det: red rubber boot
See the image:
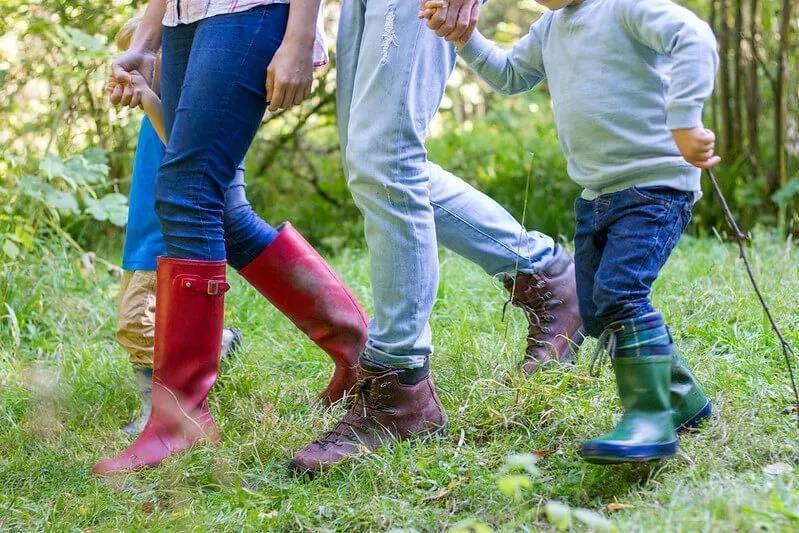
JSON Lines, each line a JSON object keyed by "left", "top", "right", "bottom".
{"left": 93, "top": 257, "right": 230, "bottom": 476}
{"left": 239, "top": 223, "right": 368, "bottom": 405}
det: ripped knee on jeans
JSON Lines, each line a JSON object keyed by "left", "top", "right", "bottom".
{"left": 380, "top": 0, "right": 398, "bottom": 65}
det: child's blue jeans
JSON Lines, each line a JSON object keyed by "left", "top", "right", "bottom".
{"left": 574, "top": 186, "right": 694, "bottom": 338}
{"left": 157, "top": 5, "right": 288, "bottom": 268}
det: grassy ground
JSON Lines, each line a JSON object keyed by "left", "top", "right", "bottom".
{"left": 1, "top": 233, "right": 799, "bottom": 531}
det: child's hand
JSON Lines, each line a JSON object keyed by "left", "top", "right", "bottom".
{"left": 107, "top": 70, "right": 153, "bottom": 110}
{"left": 672, "top": 127, "right": 721, "bottom": 169}
{"left": 418, "top": 0, "right": 445, "bottom": 21}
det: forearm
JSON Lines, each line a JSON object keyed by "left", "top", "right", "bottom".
{"left": 283, "top": 0, "right": 321, "bottom": 48}
{"left": 458, "top": 32, "right": 545, "bottom": 95}
{"left": 131, "top": 0, "right": 167, "bottom": 52}
{"left": 141, "top": 92, "right": 167, "bottom": 143}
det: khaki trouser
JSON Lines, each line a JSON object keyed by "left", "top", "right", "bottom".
{"left": 116, "top": 270, "right": 156, "bottom": 368}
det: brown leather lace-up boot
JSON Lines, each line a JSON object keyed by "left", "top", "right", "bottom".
{"left": 290, "top": 363, "right": 446, "bottom": 474}
{"left": 504, "top": 246, "right": 584, "bottom": 374}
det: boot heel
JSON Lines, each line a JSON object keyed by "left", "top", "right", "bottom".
{"left": 677, "top": 401, "right": 712, "bottom": 432}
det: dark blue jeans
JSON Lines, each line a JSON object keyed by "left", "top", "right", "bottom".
{"left": 224, "top": 164, "right": 278, "bottom": 270}
{"left": 157, "top": 5, "right": 288, "bottom": 268}
{"left": 574, "top": 186, "right": 694, "bottom": 338}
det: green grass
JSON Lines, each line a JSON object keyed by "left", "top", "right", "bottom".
{"left": 2, "top": 234, "right": 799, "bottom": 531}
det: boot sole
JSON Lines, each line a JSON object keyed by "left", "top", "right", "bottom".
{"left": 580, "top": 439, "right": 678, "bottom": 464}
{"left": 676, "top": 401, "right": 713, "bottom": 433}
{"left": 289, "top": 421, "right": 448, "bottom": 477}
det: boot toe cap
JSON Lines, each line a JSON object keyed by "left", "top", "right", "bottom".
{"left": 290, "top": 441, "right": 364, "bottom": 474}
{"left": 92, "top": 454, "right": 145, "bottom": 477}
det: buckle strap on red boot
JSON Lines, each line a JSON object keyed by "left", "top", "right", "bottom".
{"left": 175, "top": 275, "right": 231, "bottom": 296}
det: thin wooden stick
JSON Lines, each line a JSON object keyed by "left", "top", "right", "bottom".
{"left": 706, "top": 169, "right": 799, "bottom": 426}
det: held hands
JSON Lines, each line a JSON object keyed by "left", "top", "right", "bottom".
{"left": 418, "top": 0, "right": 480, "bottom": 47}
{"left": 672, "top": 127, "right": 721, "bottom": 169}
{"left": 266, "top": 40, "right": 314, "bottom": 113}
{"left": 107, "top": 49, "right": 158, "bottom": 107}
{"left": 106, "top": 70, "right": 155, "bottom": 110}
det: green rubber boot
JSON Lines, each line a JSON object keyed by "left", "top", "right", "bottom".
{"left": 581, "top": 313, "right": 678, "bottom": 464}
{"left": 670, "top": 345, "right": 712, "bottom": 431}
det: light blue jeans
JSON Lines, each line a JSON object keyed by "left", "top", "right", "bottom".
{"left": 337, "top": 0, "right": 555, "bottom": 368}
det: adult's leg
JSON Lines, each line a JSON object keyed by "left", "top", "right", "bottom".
{"left": 94, "top": 7, "right": 289, "bottom": 476}
{"left": 224, "top": 166, "right": 367, "bottom": 405}
{"left": 338, "top": 26, "right": 579, "bottom": 373}
{"left": 337, "top": 25, "right": 553, "bottom": 277}
{"left": 338, "top": 0, "right": 453, "bottom": 370}
{"left": 431, "top": 164, "right": 583, "bottom": 372}
{"left": 155, "top": 6, "right": 289, "bottom": 261}
{"left": 428, "top": 163, "right": 553, "bottom": 274}
{"left": 291, "top": 0, "right": 451, "bottom": 473}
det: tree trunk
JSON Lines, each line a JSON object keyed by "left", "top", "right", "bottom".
{"left": 717, "top": 0, "right": 734, "bottom": 155}
{"left": 732, "top": 0, "right": 744, "bottom": 157}
{"left": 709, "top": 0, "right": 720, "bottom": 135}
{"left": 745, "top": 0, "right": 760, "bottom": 165}
{"left": 774, "top": 0, "right": 792, "bottom": 204}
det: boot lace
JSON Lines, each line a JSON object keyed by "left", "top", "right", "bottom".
{"left": 503, "top": 274, "right": 560, "bottom": 348}
{"left": 317, "top": 372, "right": 396, "bottom": 446}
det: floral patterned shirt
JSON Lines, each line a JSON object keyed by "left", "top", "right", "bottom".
{"left": 162, "top": 0, "right": 328, "bottom": 67}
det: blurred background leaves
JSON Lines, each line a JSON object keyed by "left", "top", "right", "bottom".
{"left": 0, "top": 0, "right": 796, "bottom": 264}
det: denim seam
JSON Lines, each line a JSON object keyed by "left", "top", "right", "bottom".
{"left": 430, "top": 200, "right": 537, "bottom": 274}
{"left": 388, "top": 11, "right": 427, "bottom": 338}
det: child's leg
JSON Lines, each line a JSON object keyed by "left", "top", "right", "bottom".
{"left": 573, "top": 197, "right": 607, "bottom": 340}
{"left": 116, "top": 270, "right": 156, "bottom": 369}
{"left": 592, "top": 187, "right": 712, "bottom": 430}
{"left": 578, "top": 187, "right": 709, "bottom": 463}
{"left": 116, "top": 270, "right": 156, "bottom": 435}
{"left": 591, "top": 187, "right": 692, "bottom": 329}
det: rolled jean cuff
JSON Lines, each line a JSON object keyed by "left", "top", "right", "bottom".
{"left": 360, "top": 350, "right": 428, "bottom": 370}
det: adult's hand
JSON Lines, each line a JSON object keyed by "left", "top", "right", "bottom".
{"left": 265, "top": 40, "right": 314, "bottom": 112}
{"left": 424, "top": 0, "right": 481, "bottom": 44}
{"left": 108, "top": 48, "right": 158, "bottom": 107}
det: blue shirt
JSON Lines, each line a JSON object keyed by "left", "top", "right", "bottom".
{"left": 122, "top": 116, "right": 166, "bottom": 271}
{"left": 459, "top": 0, "right": 719, "bottom": 199}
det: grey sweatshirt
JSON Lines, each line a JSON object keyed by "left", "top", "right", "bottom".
{"left": 459, "top": 0, "right": 719, "bottom": 199}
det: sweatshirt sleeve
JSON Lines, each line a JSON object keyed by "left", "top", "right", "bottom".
{"left": 617, "top": 0, "right": 719, "bottom": 130}
{"left": 457, "top": 22, "right": 547, "bottom": 96}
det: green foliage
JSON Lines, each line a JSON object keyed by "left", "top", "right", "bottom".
{"left": 3, "top": 148, "right": 126, "bottom": 260}
{"left": 430, "top": 91, "right": 580, "bottom": 239}
{"left": 772, "top": 178, "right": 799, "bottom": 206}
{"left": 1, "top": 0, "right": 796, "bottom": 261}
